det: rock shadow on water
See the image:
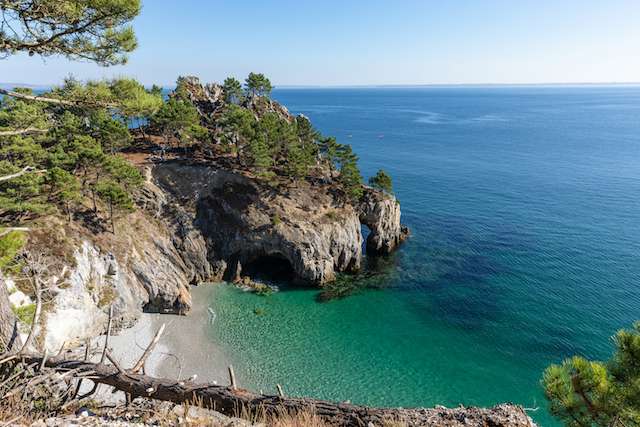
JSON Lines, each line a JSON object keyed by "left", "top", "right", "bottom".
{"left": 315, "top": 252, "right": 401, "bottom": 302}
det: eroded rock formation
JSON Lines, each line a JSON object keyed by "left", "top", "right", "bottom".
{"left": 360, "top": 187, "right": 409, "bottom": 254}
{"left": 152, "top": 161, "right": 363, "bottom": 286}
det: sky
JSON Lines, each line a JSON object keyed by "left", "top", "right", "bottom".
{"left": 1, "top": 0, "right": 640, "bottom": 87}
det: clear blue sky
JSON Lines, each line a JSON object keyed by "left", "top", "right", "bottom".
{"left": 2, "top": 0, "right": 640, "bottom": 86}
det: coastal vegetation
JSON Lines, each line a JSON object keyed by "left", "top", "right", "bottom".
{"left": 542, "top": 322, "right": 640, "bottom": 427}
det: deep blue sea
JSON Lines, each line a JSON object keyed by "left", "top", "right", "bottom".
{"left": 205, "top": 86, "right": 640, "bottom": 426}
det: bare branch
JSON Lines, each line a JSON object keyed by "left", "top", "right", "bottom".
{"left": 132, "top": 323, "right": 165, "bottom": 373}
{"left": 19, "top": 275, "right": 41, "bottom": 353}
{"left": 0, "top": 127, "right": 49, "bottom": 136}
{"left": 0, "top": 166, "right": 45, "bottom": 183}
{"left": 99, "top": 305, "right": 113, "bottom": 364}
{"left": 0, "top": 88, "right": 116, "bottom": 108}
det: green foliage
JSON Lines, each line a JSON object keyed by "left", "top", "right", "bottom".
{"left": 110, "top": 78, "right": 163, "bottom": 125}
{"left": 148, "top": 84, "right": 164, "bottom": 98}
{"left": 542, "top": 322, "right": 640, "bottom": 426}
{"left": 0, "top": 0, "right": 141, "bottom": 66}
{"left": 271, "top": 213, "right": 281, "bottom": 226}
{"left": 45, "top": 167, "right": 81, "bottom": 205}
{"left": 102, "top": 155, "right": 143, "bottom": 189}
{"left": 152, "top": 97, "right": 206, "bottom": 146}
{"left": 248, "top": 134, "right": 274, "bottom": 173}
{"left": 13, "top": 303, "right": 36, "bottom": 326}
{"left": 49, "top": 76, "right": 116, "bottom": 106}
{"left": 0, "top": 90, "right": 49, "bottom": 131}
{"left": 219, "top": 104, "right": 256, "bottom": 155}
{"left": 95, "top": 180, "right": 134, "bottom": 211}
{"left": 223, "top": 77, "right": 244, "bottom": 104}
{"left": 319, "top": 136, "right": 340, "bottom": 168}
{"left": 245, "top": 72, "right": 273, "bottom": 97}
{"left": 337, "top": 145, "right": 363, "bottom": 200}
{"left": 0, "top": 160, "right": 48, "bottom": 218}
{"left": 0, "top": 230, "right": 26, "bottom": 270}
{"left": 95, "top": 179, "right": 134, "bottom": 233}
{"left": 369, "top": 169, "right": 393, "bottom": 193}
{"left": 285, "top": 116, "right": 318, "bottom": 178}
{"left": 89, "top": 110, "right": 132, "bottom": 153}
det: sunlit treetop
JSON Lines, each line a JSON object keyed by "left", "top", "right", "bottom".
{"left": 0, "top": 0, "right": 141, "bottom": 66}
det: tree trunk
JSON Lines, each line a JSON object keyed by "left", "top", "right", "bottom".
{"left": 7, "top": 354, "right": 532, "bottom": 427}
{"left": 91, "top": 189, "right": 97, "bottom": 213}
{"left": 0, "top": 274, "right": 21, "bottom": 352}
{"left": 138, "top": 123, "right": 147, "bottom": 143}
{"left": 109, "top": 201, "right": 114, "bottom": 234}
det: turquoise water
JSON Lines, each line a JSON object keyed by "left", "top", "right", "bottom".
{"left": 206, "top": 86, "right": 640, "bottom": 426}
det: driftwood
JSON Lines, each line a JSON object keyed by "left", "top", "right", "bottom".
{"left": 5, "top": 353, "right": 531, "bottom": 427}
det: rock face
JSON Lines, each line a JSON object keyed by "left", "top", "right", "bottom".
{"left": 9, "top": 196, "right": 199, "bottom": 351}
{"left": 360, "top": 187, "right": 409, "bottom": 254}
{"left": 152, "top": 161, "right": 363, "bottom": 285}
{"left": 6, "top": 156, "right": 409, "bottom": 352}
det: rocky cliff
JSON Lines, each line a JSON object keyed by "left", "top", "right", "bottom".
{"left": 4, "top": 156, "right": 406, "bottom": 352}
{"left": 151, "top": 160, "right": 407, "bottom": 286}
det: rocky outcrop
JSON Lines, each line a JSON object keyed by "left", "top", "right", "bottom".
{"left": 152, "top": 161, "right": 363, "bottom": 286}
{"left": 360, "top": 187, "right": 409, "bottom": 254}
{"left": 180, "top": 76, "right": 295, "bottom": 124}
{"left": 6, "top": 201, "right": 200, "bottom": 352}
{"left": 176, "top": 76, "right": 225, "bottom": 125}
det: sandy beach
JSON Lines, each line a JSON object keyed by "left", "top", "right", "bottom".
{"left": 93, "top": 285, "right": 232, "bottom": 401}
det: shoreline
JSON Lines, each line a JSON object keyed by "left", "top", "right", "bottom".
{"left": 100, "top": 285, "right": 231, "bottom": 396}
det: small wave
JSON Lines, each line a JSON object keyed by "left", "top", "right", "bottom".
{"left": 469, "top": 114, "right": 509, "bottom": 122}
{"left": 207, "top": 307, "right": 216, "bottom": 325}
{"left": 414, "top": 112, "right": 445, "bottom": 124}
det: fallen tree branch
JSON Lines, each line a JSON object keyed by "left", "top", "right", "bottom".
{"left": 0, "top": 127, "right": 49, "bottom": 137}
{"left": 6, "top": 353, "right": 532, "bottom": 427}
{"left": 132, "top": 323, "right": 165, "bottom": 373}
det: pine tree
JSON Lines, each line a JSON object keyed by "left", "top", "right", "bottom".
{"left": 223, "top": 77, "right": 244, "bottom": 104}
{"left": 95, "top": 180, "right": 134, "bottom": 234}
{"left": 245, "top": 73, "right": 273, "bottom": 98}
{"left": 542, "top": 322, "right": 640, "bottom": 426}
{"left": 110, "top": 78, "right": 163, "bottom": 138}
{"left": 337, "top": 145, "right": 363, "bottom": 200}
{"left": 219, "top": 105, "right": 256, "bottom": 158}
{"left": 0, "top": 0, "right": 141, "bottom": 66}
{"left": 151, "top": 97, "right": 206, "bottom": 151}
{"left": 369, "top": 169, "right": 393, "bottom": 193}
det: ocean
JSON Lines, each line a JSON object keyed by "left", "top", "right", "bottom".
{"left": 204, "top": 86, "right": 640, "bottom": 426}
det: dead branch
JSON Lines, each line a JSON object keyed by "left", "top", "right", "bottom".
{"left": 99, "top": 305, "right": 113, "bottom": 364}
{"left": 132, "top": 323, "right": 165, "bottom": 374}
{"left": 0, "top": 127, "right": 49, "bottom": 137}
{"left": 0, "top": 166, "right": 45, "bottom": 183}
{"left": 19, "top": 277, "right": 41, "bottom": 353}
{"left": 0, "top": 88, "right": 116, "bottom": 108}
{"left": 3, "top": 353, "right": 532, "bottom": 427}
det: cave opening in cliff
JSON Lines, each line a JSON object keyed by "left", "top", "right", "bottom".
{"left": 243, "top": 253, "right": 295, "bottom": 284}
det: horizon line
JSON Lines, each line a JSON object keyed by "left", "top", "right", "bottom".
{"left": 2, "top": 81, "right": 640, "bottom": 90}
